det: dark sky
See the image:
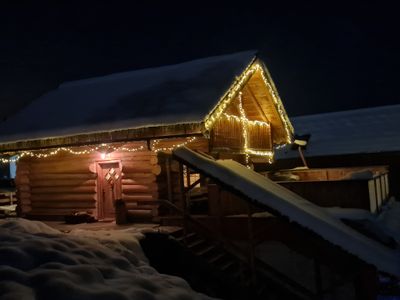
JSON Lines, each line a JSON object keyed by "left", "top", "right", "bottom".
{"left": 1, "top": 1, "right": 399, "bottom": 120}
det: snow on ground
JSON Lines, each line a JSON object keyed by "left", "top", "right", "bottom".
{"left": 376, "top": 198, "right": 400, "bottom": 244}
{"left": 0, "top": 218, "right": 215, "bottom": 300}
{"left": 323, "top": 198, "right": 400, "bottom": 246}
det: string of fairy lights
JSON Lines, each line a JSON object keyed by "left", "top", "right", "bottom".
{"left": 151, "top": 136, "right": 197, "bottom": 153}
{"left": 0, "top": 137, "right": 199, "bottom": 164}
{"left": 236, "top": 92, "right": 274, "bottom": 166}
{"left": 204, "top": 60, "right": 293, "bottom": 145}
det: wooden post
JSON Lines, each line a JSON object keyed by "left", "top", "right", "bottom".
{"left": 178, "top": 162, "right": 188, "bottom": 239}
{"left": 186, "top": 166, "right": 191, "bottom": 189}
{"left": 298, "top": 147, "right": 308, "bottom": 168}
{"left": 166, "top": 156, "right": 173, "bottom": 202}
{"left": 247, "top": 203, "right": 256, "bottom": 284}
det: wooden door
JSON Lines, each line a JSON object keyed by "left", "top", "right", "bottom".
{"left": 97, "top": 161, "right": 122, "bottom": 220}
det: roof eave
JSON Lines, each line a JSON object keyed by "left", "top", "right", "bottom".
{"left": 0, "top": 122, "right": 204, "bottom": 153}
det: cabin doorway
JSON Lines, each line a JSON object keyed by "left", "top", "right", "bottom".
{"left": 96, "top": 161, "right": 122, "bottom": 220}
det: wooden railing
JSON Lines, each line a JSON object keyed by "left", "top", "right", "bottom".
{"left": 0, "top": 191, "right": 16, "bottom": 206}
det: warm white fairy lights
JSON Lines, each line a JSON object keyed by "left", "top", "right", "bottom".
{"left": 236, "top": 92, "right": 274, "bottom": 165}
{"left": 0, "top": 136, "right": 200, "bottom": 164}
{"left": 204, "top": 60, "right": 293, "bottom": 145}
{"left": 0, "top": 144, "right": 145, "bottom": 164}
{"left": 222, "top": 113, "right": 270, "bottom": 127}
{"left": 151, "top": 136, "right": 197, "bottom": 153}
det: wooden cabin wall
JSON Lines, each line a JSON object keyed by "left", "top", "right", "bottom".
{"left": 14, "top": 139, "right": 211, "bottom": 220}
{"left": 117, "top": 146, "right": 159, "bottom": 219}
{"left": 16, "top": 153, "right": 97, "bottom": 218}
{"left": 15, "top": 159, "right": 31, "bottom": 215}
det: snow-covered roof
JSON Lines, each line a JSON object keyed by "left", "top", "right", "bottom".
{"left": 0, "top": 51, "right": 256, "bottom": 145}
{"left": 276, "top": 104, "right": 400, "bottom": 159}
{"left": 174, "top": 146, "right": 400, "bottom": 276}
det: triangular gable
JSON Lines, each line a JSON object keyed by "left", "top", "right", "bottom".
{"left": 204, "top": 58, "right": 293, "bottom": 145}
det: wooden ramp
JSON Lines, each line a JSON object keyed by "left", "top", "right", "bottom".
{"left": 173, "top": 147, "right": 400, "bottom": 278}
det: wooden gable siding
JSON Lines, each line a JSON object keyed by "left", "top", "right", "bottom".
{"left": 210, "top": 92, "right": 272, "bottom": 153}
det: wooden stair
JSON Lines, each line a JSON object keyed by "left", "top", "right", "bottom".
{"left": 168, "top": 228, "right": 315, "bottom": 300}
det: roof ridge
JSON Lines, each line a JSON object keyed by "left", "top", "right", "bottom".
{"left": 60, "top": 50, "right": 258, "bottom": 89}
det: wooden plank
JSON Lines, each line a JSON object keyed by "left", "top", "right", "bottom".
{"left": 375, "top": 178, "right": 382, "bottom": 208}
{"left": 244, "top": 85, "right": 269, "bottom": 122}
{"left": 368, "top": 180, "right": 377, "bottom": 213}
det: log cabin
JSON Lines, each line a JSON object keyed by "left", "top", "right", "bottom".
{"left": 0, "top": 51, "right": 294, "bottom": 220}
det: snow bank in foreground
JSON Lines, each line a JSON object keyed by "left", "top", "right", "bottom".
{"left": 0, "top": 218, "right": 215, "bottom": 300}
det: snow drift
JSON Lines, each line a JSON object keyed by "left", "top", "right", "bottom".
{"left": 0, "top": 218, "right": 215, "bottom": 300}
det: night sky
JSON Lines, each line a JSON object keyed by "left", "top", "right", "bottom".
{"left": 1, "top": 1, "right": 399, "bottom": 120}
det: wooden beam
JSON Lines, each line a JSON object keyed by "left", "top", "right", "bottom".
{"left": 0, "top": 123, "right": 204, "bottom": 152}
{"left": 244, "top": 85, "right": 269, "bottom": 122}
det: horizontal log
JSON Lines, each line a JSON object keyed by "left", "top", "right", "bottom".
{"left": 122, "top": 184, "right": 157, "bottom": 194}
{"left": 121, "top": 174, "right": 156, "bottom": 184}
{"left": 28, "top": 209, "right": 96, "bottom": 215}
{"left": 30, "top": 161, "right": 95, "bottom": 174}
{"left": 26, "top": 154, "right": 95, "bottom": 164}
{"left": 17, "top": 198, "right": 31, "bottom": 204}
{"left": 17, "top": 192, "right": 31, "bottom": 199}
{"left": 18, "top": 186, "right": 30, "bottom": 192}
{"left": 16, "top": 169, "right": 30, "bottom": 175}
{"left": 15, "top": 175, "right": 29, "bottom": 185}
{"left": 122, "top": 194, "right": 154, "bottom": 202}
{"left": 126, "top": 203, "right": 157, "bottom": 210}
{"left": 31, "top": 194, "right": 96, "bottom": 202}
{"left": 31, "top": 186, "right": 96, "bottom": 194}
{"left": 30, "top": 179, "right": 96, "bottom": 187}
{"left": 29, "top": 173, "right": 97, "bottom": 180}
{"left": 31, "top": 201, "right": 96, "bottom": 209}
{"left": 118, "top": 153, "right": 156, "bottom": 161}
{"left": 127, "top": 210, "right": 153, "bottom": 218}
{"left": 122, "top": 164, "right": 161, "bottom": 175}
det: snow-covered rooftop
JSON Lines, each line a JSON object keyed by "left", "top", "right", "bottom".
{"left": 174, "top": 147, "right": 400, "bottom": 277}
{"left": 276, "top": 104, "right": 400, "bottom": 159}
{"left": 0, "top": 51, "right": 256, "bottom": 144}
